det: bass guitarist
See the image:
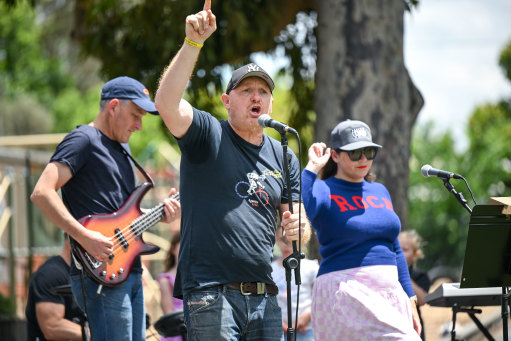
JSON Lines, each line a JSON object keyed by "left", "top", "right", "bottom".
{"left": 31, "top": 76, "right": 181, "bottom": 341}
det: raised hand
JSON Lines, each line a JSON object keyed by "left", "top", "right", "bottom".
{"left": 305, "top": 142, "right": 331, "bottom": 173}
{"left": 185, "top": 0, "right": 217, "bottom": 44}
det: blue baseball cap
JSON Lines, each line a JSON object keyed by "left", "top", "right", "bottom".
{"left": 101, "top": 76, "right": 158, "bottom": 115}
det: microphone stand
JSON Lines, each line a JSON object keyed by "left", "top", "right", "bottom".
{"left": 279, "top": 131, "right": 305, "bottom": 341}
{"left": 442, "top": 178, "right": 472, "bottom": 214}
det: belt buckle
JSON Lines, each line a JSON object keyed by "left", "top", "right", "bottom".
{"left": 257, "top": 282, "right": 266, "bottom": 295}
{"left": 240, "top": 282, "right": 252, "bottom": 296}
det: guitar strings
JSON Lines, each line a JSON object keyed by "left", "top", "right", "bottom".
{"left": 108, "top": 192, "right": 180, "bottom": 257}
{"left": 109, "top": 192, "right": 180, "bottom": 255}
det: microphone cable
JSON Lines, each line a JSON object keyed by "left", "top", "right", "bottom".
{"left": 459, "top": 174, "right": 477, "bottom": 206}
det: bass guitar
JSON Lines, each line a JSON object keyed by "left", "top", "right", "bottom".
{"left": 71, "top": 182, "right": 179, "bottom": 286}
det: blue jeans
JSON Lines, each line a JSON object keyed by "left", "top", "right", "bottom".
{"left": 71, "top": 272, "right": 145, "bottom": 341}
{"left": 183, "top": 285, "right": 283, "bottom": 340}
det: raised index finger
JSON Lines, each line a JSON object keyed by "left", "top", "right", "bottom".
{"left": 203, "top": 0, "right": 211, "bottom": 11}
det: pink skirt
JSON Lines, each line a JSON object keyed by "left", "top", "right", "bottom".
{"left": 312, "top": 265, "right": 421, "bottom": 340}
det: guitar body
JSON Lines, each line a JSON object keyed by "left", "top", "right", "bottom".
{"left": 71, "top": 182, "right": 160, "bottom": 287}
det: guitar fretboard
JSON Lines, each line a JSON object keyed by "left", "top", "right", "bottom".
{"left": 131, "top": 193, "right": 180, "bottom": 236}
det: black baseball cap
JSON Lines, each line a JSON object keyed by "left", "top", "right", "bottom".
{"left": 226, "top": 63, "right": 275, "bottom": 94}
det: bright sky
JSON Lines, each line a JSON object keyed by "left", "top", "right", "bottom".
{"left": 405, "top": 0, "right": 511, "bottom": 150}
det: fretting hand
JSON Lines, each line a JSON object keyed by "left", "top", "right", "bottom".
{"left": 161, "top": 188, "right": 181, "bottom": 224}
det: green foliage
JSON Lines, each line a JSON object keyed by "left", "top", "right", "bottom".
{"left": 0, "top": 0, "right": 81, "bottom": 137}
{"left": 2, "top": 0, "right": 319, "bottom": 157}
{"left": 466, "top": 100, "right": 511, "bottom": 200}
{"left": 0, "top": 1, "right": 170, "bottom": 156}
{"left": 408, "top": 123, "right": 470, "bottom": 272}
{"left": 262, "top": 81, "right": 314, "bottom": 161}
{"left": 71, "top": 0, "right": 316, "bottom": 136}
{"left": 129, "top": 114, "right": 175, "bottom": 158}
{"left": 499, "top": 39, "right": 511, "bottom": 83}
{"left": 0, "top": 293, "right": 15, "bottom": 317}
{"left": 50, "top": 85, "right": 102, "bottom": 133}
{"left": 275, "top": 12, "right": 317, "bottom": 165}
{"left": 0, "top": 0, "right": 72, "bottom": 107}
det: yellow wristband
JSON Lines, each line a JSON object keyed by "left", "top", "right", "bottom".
{"left": 184, "top": 37, "right": 203, "bottom": 49}
{"left": 410, "top": 295, "right": 417, "bottom": 302}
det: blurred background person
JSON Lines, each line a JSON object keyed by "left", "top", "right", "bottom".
{"left": 399, "top": 230, "right": 431, "bottom": 341}
{"left": 157, "top": 233, "right": 183, "bottom": 341}
{"left": 271, "top": 233, "right": 318, "bottom": 341}
{"left": 25, "top": 236, "right": 85, "bottom": 341}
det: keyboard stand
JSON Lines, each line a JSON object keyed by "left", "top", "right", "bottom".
{"left": 458, "top": 204, "right": 511, "bottom": 341}
{"left": 449, "top": 303, "right": 495, "bottom": 341}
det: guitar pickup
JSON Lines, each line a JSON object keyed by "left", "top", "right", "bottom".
{"left": 115, "top": 228, "right": 129, "bottom": 249}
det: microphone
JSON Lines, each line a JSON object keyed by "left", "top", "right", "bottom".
{"left": 258, "top": 114, "right": 297, "bottom": 134}
{"left": 421, "top": 164, "right": 463, "bottom": 180}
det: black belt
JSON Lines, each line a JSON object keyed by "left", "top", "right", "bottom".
{"left": 225, "top": 282, "right": 278, "bottom": 295}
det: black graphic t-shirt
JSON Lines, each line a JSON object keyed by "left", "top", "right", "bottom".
{"left": 174, "top": 108, "right": 300, "bottom": 298}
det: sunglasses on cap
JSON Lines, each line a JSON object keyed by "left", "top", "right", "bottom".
{"left": 338, "top": 147, "right": 378, "bottom": 161}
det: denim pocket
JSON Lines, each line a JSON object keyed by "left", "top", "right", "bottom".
{"left": 186, "top": 288, "right": 222, "bottom": 315}
{"left": 266, "top": 293, "right": 281, "bottom": 311}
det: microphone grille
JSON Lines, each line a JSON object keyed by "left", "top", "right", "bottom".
{"left": 420, "top": 164, "right": 432, "bottom": 178}
{"left": 258, "top": 114, "right": 271, "bottom": 128}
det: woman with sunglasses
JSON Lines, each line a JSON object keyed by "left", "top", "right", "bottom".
{"left": 302, "top": 119, "right": 421, "bottom": 340}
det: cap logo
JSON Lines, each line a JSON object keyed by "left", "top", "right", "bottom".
{"left": 247, "top": 64, "right": 260, "bottom": 72}
{"left": 351, "top": 127, "right": 368, "bottom": 139}
{"left": 143, "top": 89, "right": 150, "bottom": 96}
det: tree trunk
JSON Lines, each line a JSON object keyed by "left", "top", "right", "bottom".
{"left": 314, "top": 0, "right": 423, "bottom": 227}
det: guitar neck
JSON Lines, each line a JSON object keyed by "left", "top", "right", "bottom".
{"left": 131, "top": 192, "right": 180, "bottom": 236}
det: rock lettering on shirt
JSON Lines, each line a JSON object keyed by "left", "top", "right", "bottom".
{"left": 330, "top": 195, "right": 393, "bottom": 212}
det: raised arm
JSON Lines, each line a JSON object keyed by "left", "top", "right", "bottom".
{"left": 155, "top": 0, "right": 217, "bottom": 138}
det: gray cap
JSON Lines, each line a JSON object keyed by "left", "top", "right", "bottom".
{"left": 330, "top": 120, "right": 382, "bottom": 150}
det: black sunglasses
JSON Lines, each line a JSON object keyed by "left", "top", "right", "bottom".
{"left": 338, "top": 147, "right": 378, "bottom": 161}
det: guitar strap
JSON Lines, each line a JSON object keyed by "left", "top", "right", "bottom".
{"left": 120, "top": 145, "right": 154, "bottom": 185}
{"left": 71, "top": 146, "right": 153, "bottom": 272}
{"left": 70, "top": 143, "right": 159, "bottom": 323}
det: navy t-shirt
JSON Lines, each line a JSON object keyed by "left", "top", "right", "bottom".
{"left": 174, "top": 108, "right": 301, "bottom": 298}
{"left": 50, "top": 125, "right": 140, "bottom": 275}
